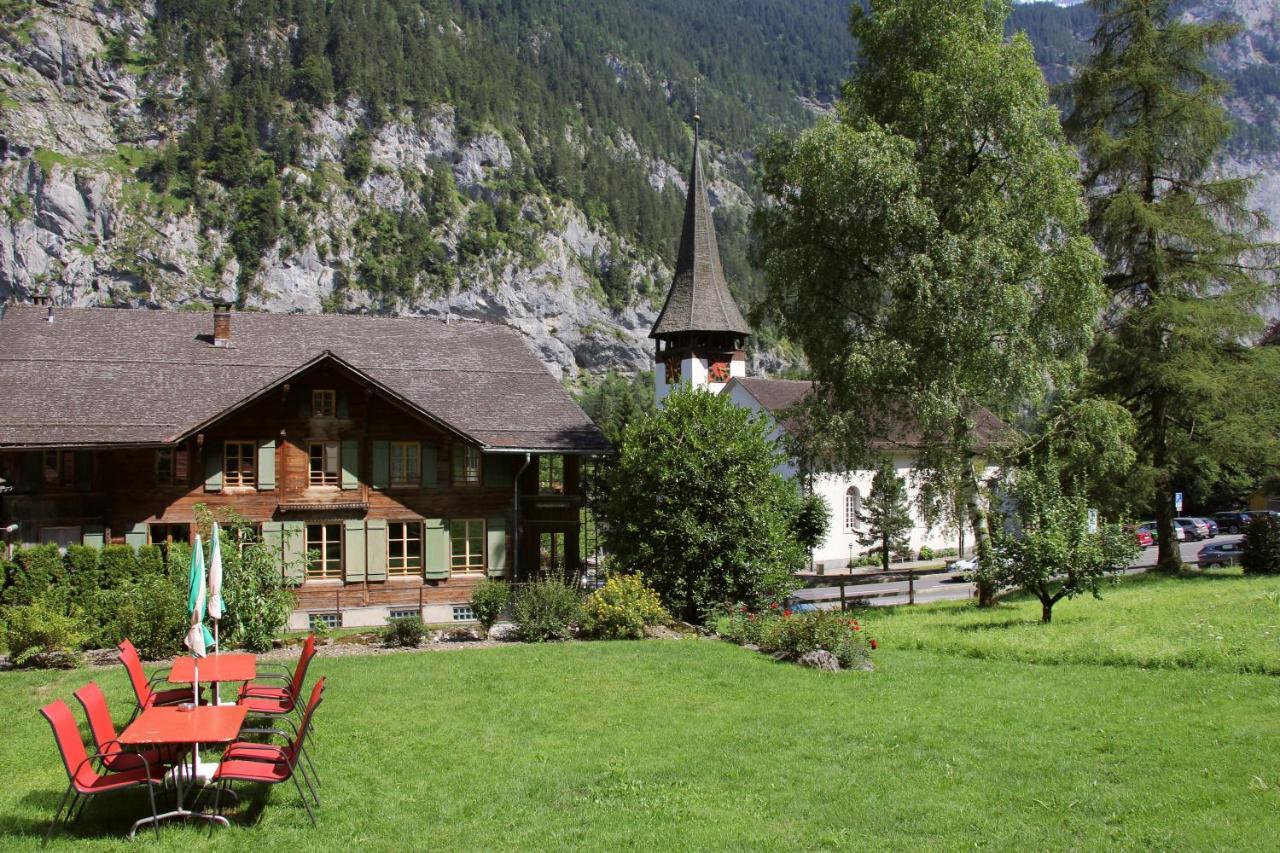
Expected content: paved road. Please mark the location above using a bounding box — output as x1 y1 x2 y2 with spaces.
793 533 1243 608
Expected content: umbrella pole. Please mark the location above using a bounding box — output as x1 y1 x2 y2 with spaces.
213 623 222 705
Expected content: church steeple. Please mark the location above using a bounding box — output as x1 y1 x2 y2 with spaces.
651 114 751 403
650 116 751 342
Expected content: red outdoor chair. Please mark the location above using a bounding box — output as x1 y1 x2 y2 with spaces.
224 678 325 795
238 634 316 732
118 639 204 714
212 677 326 827
39 699 165 844
72 682 180 774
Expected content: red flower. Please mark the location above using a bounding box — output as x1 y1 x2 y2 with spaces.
770 602 779 610
869 639 879 650
783 609 792 617
748 614 755 621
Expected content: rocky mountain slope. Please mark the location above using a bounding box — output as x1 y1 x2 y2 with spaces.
0 0 1275 380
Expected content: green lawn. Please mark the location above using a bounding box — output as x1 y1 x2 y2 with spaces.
873 567 1280 674
3 625 1280 849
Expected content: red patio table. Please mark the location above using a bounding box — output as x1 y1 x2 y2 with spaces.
118 704 248 835
168 653 257 705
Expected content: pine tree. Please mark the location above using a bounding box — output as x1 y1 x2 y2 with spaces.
858 458 914 574
1065 0 1280 571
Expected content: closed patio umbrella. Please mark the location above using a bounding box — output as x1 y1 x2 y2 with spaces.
183 534 213 702
207 522 226 703
208 522 224 650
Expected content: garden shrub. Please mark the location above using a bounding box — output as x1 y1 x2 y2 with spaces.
219 542 295 652
718 604 775 646
470 578 511 638
383 615 426 647
164 541 192 582
103 574 187 659
0 594 87 667
579 573 668 640
135 544 166 581
759 610 872 670
3 544 64 606
99 544 140 588
1242 516 1280 575
513 579 582 642
918 546 934 561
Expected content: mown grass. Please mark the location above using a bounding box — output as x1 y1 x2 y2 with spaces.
3 637 1280 850
872 568 1280 674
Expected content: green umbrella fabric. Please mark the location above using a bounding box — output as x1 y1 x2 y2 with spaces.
184 534 214 658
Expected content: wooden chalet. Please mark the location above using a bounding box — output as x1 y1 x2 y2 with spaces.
0 302 609 628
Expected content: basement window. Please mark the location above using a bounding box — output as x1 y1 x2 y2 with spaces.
388 608 419 622
309 612 341 631
452 605 475 622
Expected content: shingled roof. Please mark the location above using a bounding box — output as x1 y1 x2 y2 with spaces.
649 129 752 340
0 306 609 453
729 377 1008 451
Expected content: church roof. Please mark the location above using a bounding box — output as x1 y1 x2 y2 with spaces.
649 129 752 340
728 377 1009 451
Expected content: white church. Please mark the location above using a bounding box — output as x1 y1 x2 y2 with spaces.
649 121 982 570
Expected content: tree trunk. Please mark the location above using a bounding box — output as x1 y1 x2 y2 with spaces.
1041 599 1053 623
964 462 995 607
908 569 915 606
1151 387 1183 572
881 538 890 573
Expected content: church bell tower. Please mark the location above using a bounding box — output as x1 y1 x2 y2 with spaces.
649 114 751 404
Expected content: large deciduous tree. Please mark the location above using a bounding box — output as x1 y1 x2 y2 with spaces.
1064 0 1280 571
598 387 805 623
755 0 1104 606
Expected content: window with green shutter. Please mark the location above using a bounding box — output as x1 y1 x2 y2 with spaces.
257 440 276 490
341 440 359 489
343 520 366 582
486 517 508 578
281 521 305 583
423 519 449 579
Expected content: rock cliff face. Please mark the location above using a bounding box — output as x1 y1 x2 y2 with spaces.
0 0 719 379
1 0 1277 381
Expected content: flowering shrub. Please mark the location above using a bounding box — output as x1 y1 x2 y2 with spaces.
720 604 877 670
579 573 669 640
760 610 872 669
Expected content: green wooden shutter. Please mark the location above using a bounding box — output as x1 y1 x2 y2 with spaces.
341 440 359 490
124 522 148 549
282 521 305 583
262 521 285 579
81 525 105 549
204 444 223 492
371 441 389 489
257 440 276 490
366 519 387 582
343 520 366 582
424 518 449 579
483 454 512 487
486 516 508 578
336 391 349 418
422 442 437 488
74 451 92 490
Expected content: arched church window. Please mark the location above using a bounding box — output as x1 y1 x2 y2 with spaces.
845 486 861 532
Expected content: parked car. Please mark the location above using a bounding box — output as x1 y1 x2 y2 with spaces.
1213 511 1253 534
1137 521 1184 543
1246 510 1280 523
1196 517 1219 538
1127 525 1155 548
1173 517 1210 541
1198 541 1244 567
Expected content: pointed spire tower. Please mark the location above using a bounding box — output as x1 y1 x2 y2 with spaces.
650 113 751 404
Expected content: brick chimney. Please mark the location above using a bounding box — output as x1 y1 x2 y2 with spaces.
31 294 49 306
213 302 233 347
